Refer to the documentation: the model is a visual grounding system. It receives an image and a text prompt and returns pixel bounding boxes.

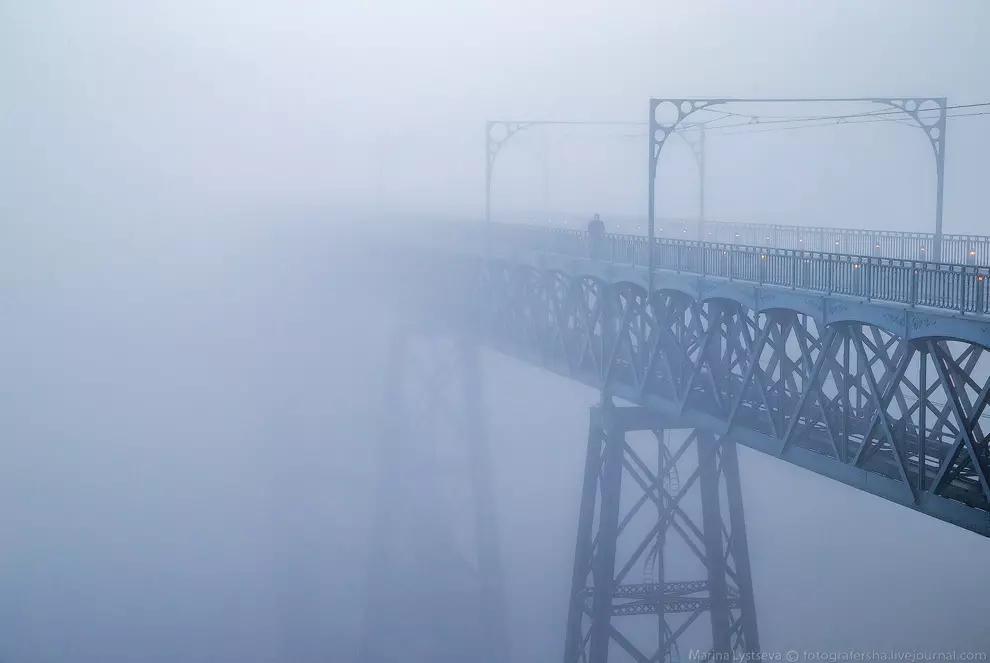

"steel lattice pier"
[563,405,759,662]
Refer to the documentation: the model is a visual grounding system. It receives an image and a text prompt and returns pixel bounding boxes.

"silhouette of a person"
[588,213,605,259]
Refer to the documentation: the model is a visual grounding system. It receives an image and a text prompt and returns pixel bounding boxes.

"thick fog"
[3,1,990,661]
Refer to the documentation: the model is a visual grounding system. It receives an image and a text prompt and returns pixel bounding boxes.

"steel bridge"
[356,220,990,663]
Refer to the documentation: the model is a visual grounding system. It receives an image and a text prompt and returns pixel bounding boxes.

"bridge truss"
[462,228,990,533]
[354,214,990,661]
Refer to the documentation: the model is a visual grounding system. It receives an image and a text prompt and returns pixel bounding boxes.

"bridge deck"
[467,224,990,316]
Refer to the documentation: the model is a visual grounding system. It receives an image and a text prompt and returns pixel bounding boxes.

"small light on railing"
[979,276,985,281]
[709,231,713,236]
[920,247,926,252]
[875,243,881,249]
[766,236,771,241]
[854,263,860,268]
[761,254,766,260]
[970,251,977,256]
[735,233,740,238]
[835,241,840,245]
[723,251,727,255]
[799,238,803,242]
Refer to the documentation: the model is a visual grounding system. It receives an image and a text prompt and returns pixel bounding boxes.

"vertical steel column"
[655,428,668,660]
[648,123,657,297]
[699,432,732,654]
[589,407,625,663]
[933,100,947,263]
[721,437,761,653]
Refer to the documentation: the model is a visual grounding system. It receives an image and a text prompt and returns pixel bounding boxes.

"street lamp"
[647,97,948,295]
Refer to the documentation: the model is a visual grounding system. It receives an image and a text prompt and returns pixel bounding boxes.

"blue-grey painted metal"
[366,219,990,663]
[388,223,990,538]
[560,406,759,663]
[468,224,990,319]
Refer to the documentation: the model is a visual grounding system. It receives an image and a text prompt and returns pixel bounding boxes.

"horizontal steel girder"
[580,582,742,615]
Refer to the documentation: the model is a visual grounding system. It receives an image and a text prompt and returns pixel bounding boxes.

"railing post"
[977,273,986,314]
[759,250,766,285]
[910,266,919,308]
[959,269,966,314]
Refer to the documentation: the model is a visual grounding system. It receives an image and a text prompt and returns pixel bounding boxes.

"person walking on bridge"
[588,213,605,260]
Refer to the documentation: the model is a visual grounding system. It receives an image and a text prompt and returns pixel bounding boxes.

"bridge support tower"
[358,315,509,663]
[563,403,760,663]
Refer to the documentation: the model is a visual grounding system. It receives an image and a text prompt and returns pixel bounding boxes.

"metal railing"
[477,224,990,315]
[491,215,990,264]
[673,220,990,265]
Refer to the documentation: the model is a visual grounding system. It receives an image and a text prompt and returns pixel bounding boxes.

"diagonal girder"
[451,256,990,536]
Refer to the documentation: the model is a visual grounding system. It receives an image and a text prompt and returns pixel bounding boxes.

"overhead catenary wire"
[711,101,990,123]
[605,107,990,139]
[497,102,990,143]
[712,110,990,135]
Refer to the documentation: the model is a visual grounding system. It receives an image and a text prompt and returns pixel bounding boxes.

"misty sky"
[3,1,990,662]
[4,0,990,227]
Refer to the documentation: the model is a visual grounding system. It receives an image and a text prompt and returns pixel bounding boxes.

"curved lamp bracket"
[647,97,948,274]
[648,97,945,168]
[487,121,537,169]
